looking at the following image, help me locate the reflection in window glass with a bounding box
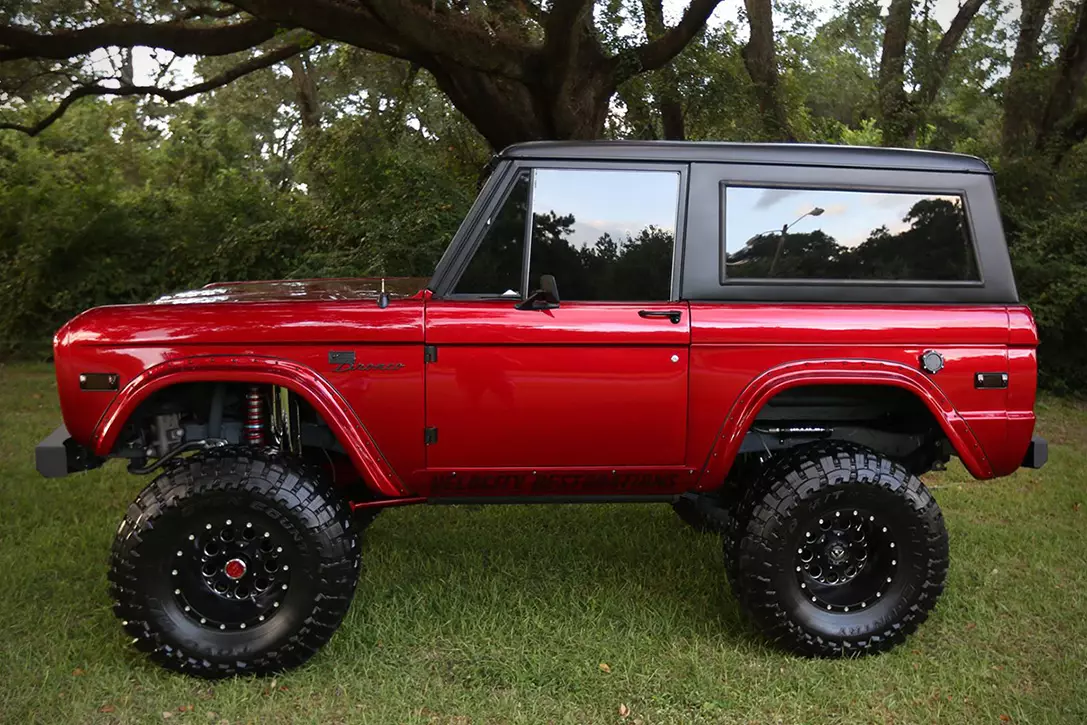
[454,172,530,295]
[724,186,979,281]
[528,169,680,301]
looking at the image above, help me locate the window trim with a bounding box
[431,159,689,302]
[718,181,985,288]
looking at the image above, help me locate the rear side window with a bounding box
[722,186,979,282]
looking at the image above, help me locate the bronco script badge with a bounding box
[327,351,405,372]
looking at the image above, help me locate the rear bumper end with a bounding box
[36,425,104,478]
[1021,435,1048,469]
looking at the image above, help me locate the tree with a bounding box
[1034,0,1087,155]
[877,0,988,147]
[742,0,795,140]
[0,0,724,148]
[641,0,686,140]
[1003,0,1056,152]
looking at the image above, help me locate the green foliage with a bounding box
[0,90,479,359]
[1,0,1087,391]
[995,148,1087,392]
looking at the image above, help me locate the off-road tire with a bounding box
[108,448,361,678]
[728,441,949,657]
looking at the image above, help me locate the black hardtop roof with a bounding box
[499,140,992,174]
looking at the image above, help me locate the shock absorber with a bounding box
[245,386,265,446]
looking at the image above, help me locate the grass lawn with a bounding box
[1,363,1085,724]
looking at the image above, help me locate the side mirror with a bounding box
[516,274,560,310]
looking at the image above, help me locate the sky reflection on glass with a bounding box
[533,169,680,247]
[726,187,963,251]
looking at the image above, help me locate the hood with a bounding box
[152,277,429,305]
[57,277,428,350]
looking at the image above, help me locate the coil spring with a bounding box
[245,386,265,446]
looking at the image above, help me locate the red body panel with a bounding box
[686,304,1032,480]
[53,281,1038,498]
[55,294,426,497]
[422,301,690,488]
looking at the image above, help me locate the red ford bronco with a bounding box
[37,142,1046,677]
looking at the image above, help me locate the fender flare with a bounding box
[694,358,993,489]
[91,355,407,497]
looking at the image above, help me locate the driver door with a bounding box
[423,164,690,471]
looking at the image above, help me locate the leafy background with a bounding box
[1,0,1086,391]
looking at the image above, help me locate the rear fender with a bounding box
[694,358,993,490]
[92,355,407,497]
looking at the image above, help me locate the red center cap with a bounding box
[224,558,247,580]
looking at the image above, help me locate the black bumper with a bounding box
[1021,435,1048,469]
[35,425,103,478]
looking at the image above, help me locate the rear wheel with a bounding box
[108,449,361,678]
[728,442,949,656]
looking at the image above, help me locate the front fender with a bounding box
[694,358,993,490]
[92,355,407,497]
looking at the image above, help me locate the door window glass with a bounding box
[528,169,680,301]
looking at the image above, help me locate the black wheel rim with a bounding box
[171,513,294,631]
[794,508,897,613]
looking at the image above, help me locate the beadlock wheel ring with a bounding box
[794,508,898,613]
[171,514,294,631]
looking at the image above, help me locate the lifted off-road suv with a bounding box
[37,141,1046,677]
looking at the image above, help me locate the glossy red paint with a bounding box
[424,300,690,472]
[53,286,1037,498]
[55,295,426,497]
[92,355,409,497]
[686,304,1032,481]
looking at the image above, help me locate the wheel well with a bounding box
[110,381,358,484]
[739,384,949,475]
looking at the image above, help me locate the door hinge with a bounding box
[424,345,437,363]
[424,427,438,445]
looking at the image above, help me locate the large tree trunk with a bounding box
[878,0,987,147]
[1003,0,1055,153]
[1,0,727,146]
[878,0,915,147]
[1036,0,1087,153]
[287,51,320,131]
[642,0,686,140]
[742,0,795,141]
[427,61,614,150]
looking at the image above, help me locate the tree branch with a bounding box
[1037,0,1087,150]
[177,4,245,21]
[641,0,685,140]
[228,0,527,78]
[877,0,914,146]
[741,0,794,140]
[0,42,306,136]
[916,0,987,109]
[1003,0,1054,152]
[621,0,723,80]
[0,17,278,62]
[542,0,595,63]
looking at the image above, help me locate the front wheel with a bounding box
[108,449,361,678]
[729,442,949,657]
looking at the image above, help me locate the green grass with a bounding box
[1,363,1085,724]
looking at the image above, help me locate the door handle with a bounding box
[638,310,683,324]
